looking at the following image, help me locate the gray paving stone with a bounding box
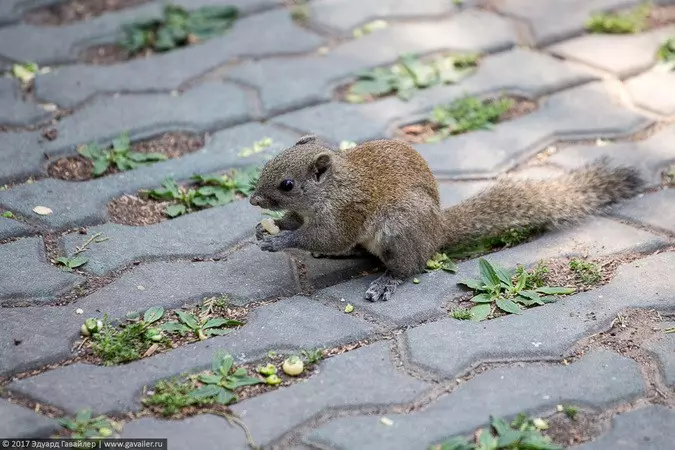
[271,50,598,149]
[61,201,259,275]
[0,122,299,228]
[0,0,285,65]
[406,251,675,378]
[0,237,84,304]
[315,218,666,326]
[0,216,34,241]
[308,0,460,34]
[0,0,62,25]
[549,124,675,187]
[0,77,51,127]
[229,12,523,115]
[548,26,675,77]
[644,321,675,387]
[123,342,430,449]
[625,69,675,116]
[34,8,325,109]
[305,350,644,450]
[416,82,649,177]
[575,406,675,450]
[614,188,675,235]
[8,297,376,415]
[0,245,297,376]
[491,0,652,46]
[0,82,252,184]
[0,399,60,438]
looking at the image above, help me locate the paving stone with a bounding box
[0,122,299,227]
[305,350,644,450]
[405,251,675,378]
[614,188,675,234]
[0,245,297,376]
[491,0,651,47]
[308,0,460,34]
[0,216,34,241]
[576,405,675,450]
[644,321,675,387]
[0,77,51,127]
[229,11,522,115]
[417,82,649,177]
[34,9,324,109]
[0,237,84,304]
[0,0,286,65]
[0,0,61,25]
[61,201,259,274]
[0,82,252,185]
[548,26,675,77]
[8,296,375,415]
[0,399,60,438]
[271,50,598,149]
[625,69,675,116]
[123,342,430,449]
[315,218,666,326]
[549,124,675,187]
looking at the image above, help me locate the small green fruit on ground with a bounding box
[257,363,277,376]
[282,356,304,376]
[265,374,282,385]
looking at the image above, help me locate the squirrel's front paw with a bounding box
[255,223,268,241]
[259,231,293,252]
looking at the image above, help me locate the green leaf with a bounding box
[350,79,392,96]
[176,310,199,330]
[143,306,164,324]
[159,321,191,333]
[477,429,498,448]
[496,298,521,315]
[457,279,484,291]
[215,387,237,405]
[212,350,233,375]
[496,428,523,447]
[470,303,491,321]
[75,409,92,423]
[154,27,178,51]
[470,293,493,303]
[536,286,576,295]
[112,132,131,152]
[68,256,88,268]
[197,373,223,384]
[490,416,512,437]
[478,258,501,288]
[223,374,262,390]
[92,158,110,176]
[78,143,102,160]
[441,259,458,273]
[203,317,241,329]
[205,328,232,336]
[188,384,221,399]
[492,264,513,287]
[165,204,187,218]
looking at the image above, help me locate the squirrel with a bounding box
[249,135,643,302]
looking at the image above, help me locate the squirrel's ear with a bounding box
[312,152,331,182]
[295,135,317,146]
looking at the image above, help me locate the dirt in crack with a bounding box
[23,0,152,26]
[47,132,204,181]
[398,96,537,144]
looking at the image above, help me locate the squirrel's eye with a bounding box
[279,179,294,192]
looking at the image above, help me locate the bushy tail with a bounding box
[443,158,644,247]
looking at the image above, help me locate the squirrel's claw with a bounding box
[259,230,295,252]
[255,223,267,241]
[365,273,402,301]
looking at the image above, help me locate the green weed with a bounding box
[424,96,514,142]
[450,308,472,320]
[58,409,118,439]
[78,132,167,177]
[569,258,602,285]
[585,3,651,34]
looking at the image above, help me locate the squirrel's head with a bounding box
[249,135,338,214]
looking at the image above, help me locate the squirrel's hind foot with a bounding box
[365,272,403,301]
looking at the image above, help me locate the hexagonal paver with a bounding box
[576,406,675,450]
[316,218,666,326]
[271,50,598,151]
[548,26,675,77]
[123,342,430,449]
[405,251,675,378]
[0,82,251,184]
[0,399,60,438]
[8,297,376,415]
[625,69,675,116]
[0,237,84,305]
[228,10,523,116]
[0,216,35,241]
[644,321,675,387]
[491,0,649,46]
[34,8,325,109]
[305,350,644,450]
[0,122,300,229]
[0,77,51,127]
[548,124,675,188]
[614,188,675,234]
[0,245,297,377]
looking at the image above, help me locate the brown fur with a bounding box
[250,137,643,301]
